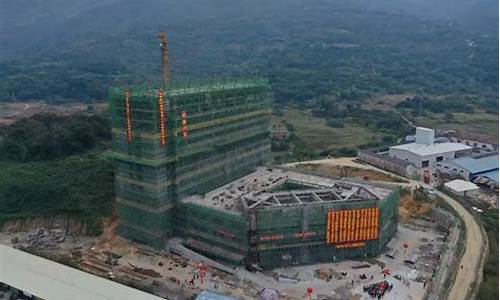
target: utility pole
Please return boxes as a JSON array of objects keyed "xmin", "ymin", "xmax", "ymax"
[{"xmin": 417, "ymin": 97, "xmax": 422, "ymax": 118}]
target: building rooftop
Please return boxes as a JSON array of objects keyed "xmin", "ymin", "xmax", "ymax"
[
  {"xmin": 110, "ymin": 79, "xmax": 266, "ymax": 98},
  {"xmin": 182, "ymin": 167, "xmax": 393, "ymax": 213},
  {"xmin": 390, "ymin": 142, "xmax": 471, "ymax": 157},
  {"xmin": 451, "ymin": 154, "xmax": 499, "ymax": 175},
  {"xmin": 444, "ymin": 179, "xmax": 479, "ymax": 193},
  {"xmin": 405, "ymin": 135, "xmax": 449, "ymax": 143},
  {"xmin": 475, "ymin": 170, "xmax": 499, "ymax": 183},
  {"xmin": 450, "ymin": 133, "xmax": 499, "ymax": 145},
  {"xmin": 0, "ymin": 244, "xmax": 164, "ymax": 300}
]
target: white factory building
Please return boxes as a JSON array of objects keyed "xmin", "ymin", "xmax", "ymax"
[{"xmin": 389, "ymin": 127, "xmax": 472, "ymax": 169}]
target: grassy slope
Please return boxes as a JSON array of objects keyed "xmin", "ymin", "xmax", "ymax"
[
  {"xmin": 279, "ymin": 100, "xmax": 498, "ymax": 158},
  {"xmin": 282, "ymin": 107, "xmax": 383, "ymax": 152},
  {"xmin": 356, "ymin": 92, "xmax": 499, "ymax": 144},
  {"xmin": 477, "ymin": 209, "xmax": 499, "ymax": 300},
  {"xmin": 413, "ymin": 112, "xmax": 499, "ymax": 143}
]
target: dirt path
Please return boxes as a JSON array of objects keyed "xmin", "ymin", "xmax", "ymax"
[
  {"xmin": 287, "ymin": 157, "xmax": 382, "ymax": 170},
  {"xmin": 286, "ymin": 157, "xmax": 410, "ymax": 180},
  {"xmin": 394, "ymin": 110, "xmax": 415, "ymax": 128},
  {"xmin": 287, "ymin": 157, "xmax": 485, "ymax": 300}
]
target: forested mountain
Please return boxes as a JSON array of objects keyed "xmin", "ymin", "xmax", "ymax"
[{"xmin": 0, "ymin": 0, "xmax": 497, "ymax": 108}]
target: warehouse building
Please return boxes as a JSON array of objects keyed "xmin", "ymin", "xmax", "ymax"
[
  {"xmin": 435, "ymin": 154, "xmax": 499, "ymax": 181},
  {"xmin": 448, "ymin": 136, "xmax": 498, "ymax": 153},
  {"xmin": 389, "ymin": 127, "xmax": 472, "ymax": 169}
]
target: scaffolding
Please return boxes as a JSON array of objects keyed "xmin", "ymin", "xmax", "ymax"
[
  {"xmin": 174, "ymin": 202, "xmax": 248, "ymax": 265},
  {"xmin": 109, "ymin": 77, "xmax": 400, "ymax": 269},
  {"xmin": 109, "ymin": 78, "xmax": 272, "ymax": 248},
  {"xmin": 247, "ymin": 189, "xmax": 400, "ymax": 269},
  {"xmin": 171, "ymin": 177, "xmax": 399, "ymax": 269}
]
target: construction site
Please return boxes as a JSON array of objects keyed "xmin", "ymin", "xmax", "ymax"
[
  {"xmin": 107, "ymin": 32, "xmax": 401, "ymax": 271},
  {"xmin": 0, "ymin": 33, "xmax": 471, "ymax": 300},
  {"xmin": 0, "ymin": 188, "xmax": 454, "ymax": 300}
]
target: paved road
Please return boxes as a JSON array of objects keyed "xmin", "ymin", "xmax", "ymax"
[
  {"xmin": 433, "ymin": 189, "xmax": 484, "ymax": 300},
  {"xmin": 288, "ymin": 157, "xmax": 485, "ymax": 300}
]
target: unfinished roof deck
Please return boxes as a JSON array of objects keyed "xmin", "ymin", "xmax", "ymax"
[
  {"xmin": 111, "ymin": 79, "xmax": 266, "ymax": 98},
  {"xmin": 181, "ymin": 167, "xmax": 393, "ymax": 213}
]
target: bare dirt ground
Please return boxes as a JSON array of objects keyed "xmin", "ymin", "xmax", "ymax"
[
  {"xmin": 1, "ymin": 220, "xmax": 445, "ymax": 300},
  {"xmin": 360, "ymin": 94, "xmax": 413, "ymax": 112},
  {"xmin": 287, "ymin": 157, "xmax": 408, "ymax": 182},
  {"xmin": 289, "ymin": 162, "xmax": 404, "ymax": 183},
  {"xmin": 248, "ymin": 224, "xmax": 445, "ymax": 300},
  {"xmin": 287, "ymin": 157, "xmax": 379, "ymax": 171},
  {"xmin": 287, "ymin": 157, "xmax": 382, "ymax": 170},
  {"xmin": 399, "ymin": 194, "xmax": 433, "ymax": 221},
  {"xmin": 0, "ymin": 218, "xmax": 253, "ymax": 299},
  {"xmin": 0, "ymin": 101, "xmax": 108, "ymax": 126}
]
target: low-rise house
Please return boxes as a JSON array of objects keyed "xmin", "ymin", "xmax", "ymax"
[
  {"xmin": 448, "ymin": 136, "xmax": 498, "ymax": 153},
  {"xmin": 444, "ymin": 179, "xmax": 480, "ymax": 197}
]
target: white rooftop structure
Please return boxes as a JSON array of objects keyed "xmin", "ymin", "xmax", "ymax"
[
  {"xmin": 390, "ymin": 142, "xmax": 471, "ymax": 157},
  {"xmin": 415, "ymin": 127, "xmax": 435, "ymax": 145},
  {"xmin": 444, "ymin": 179, "xmax": 479, "ymax": 193},
  {"xmin": 389, "ymin": 127, "xmax": 472, "ymax": 169},
  {"xmin": 0, "ymin": 244, "xmax": 164, "ymax": 300}
]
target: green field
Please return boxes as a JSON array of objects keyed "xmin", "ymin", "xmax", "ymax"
[
  {"xmin": 412, "ymin": 112, "xmax": 499, "ymax": 143},
  {"xmin": 275, "ymin": 104, "xmax": 498, "ymax": 161},
  {"xmin": 282, "ymin": 107, "xmax": 383, "ymax": 152}
]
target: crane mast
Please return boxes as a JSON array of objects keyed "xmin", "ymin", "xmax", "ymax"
[{"xmin": 158, "ymin": 32, "xmax": 170, "ymax": 87}]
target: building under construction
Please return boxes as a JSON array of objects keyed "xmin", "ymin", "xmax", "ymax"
[{"xmin": 109, "ymin": 34, "xmax": 399, "ymax": 270}]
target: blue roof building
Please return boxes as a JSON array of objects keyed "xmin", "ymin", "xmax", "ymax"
[
  {"xmin": 453, "ymin": 154, "xmax": 498, "ymax": 175},
  {"xmin": 435, "ymin": 154, "xmax": 499, "ymax": 183},
  {"xmin": 478, "ymin": 170, "xmax": 499, "ymax": 182}
]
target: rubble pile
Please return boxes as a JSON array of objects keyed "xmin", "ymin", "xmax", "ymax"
[{"xmin": 14, "ymin": 228, "xmax": 65, "ymax": 249}]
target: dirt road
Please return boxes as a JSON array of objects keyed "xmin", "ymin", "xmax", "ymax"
[
  {"xmin": 288, "ymin": 157, "xmax": 485, "ymax": 300},
  {"xmin": 287, "ymin": 157, "xmax": 396, "ymax": 174}
]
